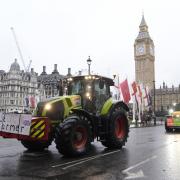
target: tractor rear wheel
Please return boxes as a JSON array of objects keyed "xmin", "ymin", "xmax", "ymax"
[
  {"xmin": 55, "ymin": 115, "xmax": 91, "ymax": 157},
  {"xmin": 101, "ymin": 111, "xmax": 129, "ymax": 149}
]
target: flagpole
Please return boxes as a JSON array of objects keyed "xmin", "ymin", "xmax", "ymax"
[
  {"xmin": 118, "ymin": 74, "xmax": 120, "ymax": 100},
  {"xmin": 141, "ymin": 91, "xmax": 144, "ymax": 123},
  {"xmin": 132, "ymin": 95, "xmax": 136, "ymax": 123},
  {"xmin": 138, "ymin": 101, "xmax": 141, "ymax": 123}
]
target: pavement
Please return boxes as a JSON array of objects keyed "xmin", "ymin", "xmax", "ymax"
[{"xmin": 130, "ymin": 120, "xmax": 164, "ymax": 128}]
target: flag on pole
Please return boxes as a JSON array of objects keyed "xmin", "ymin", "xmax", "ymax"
[
  {"xmin": 137, "ymin": 84, "xmax": 142, "ymax": 104},
  {"xmin": 143, "ymin": 86, "xmax": 149, "ymax": 107},
  {"xmin": 120, "ymin": 79, "xmax": 131, "ymax": 104},
  {"xmin": 146, "ymin": 87, "xmax": 152, "ymax": 106},
  {"xmin": 29, "ymin": 96, "xmax": 35, "ymax": 108},
  {"xmin": 131, "ymin": 81, "xmax": 139, "ymax": 112},
  {"xmin": 131, "ymin": 81, "xmax": 137, "ymax": 96}
]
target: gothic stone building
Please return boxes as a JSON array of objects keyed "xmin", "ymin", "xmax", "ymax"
[
  {"xmin": 37, "ymin": 65, "xmax": 70, "ymax": 98},
  {"xmin": 155, "ymin": 82, "xmax": 180, "ymax": 113},
  {"xmin": 0, "ymin": 59, "xmax": 38, "ymax": 113}
]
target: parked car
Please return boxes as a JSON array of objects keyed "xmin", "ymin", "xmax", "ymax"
[{"xmin": 165, "ymin": 111, "xmax": 180, "ymax": 132}]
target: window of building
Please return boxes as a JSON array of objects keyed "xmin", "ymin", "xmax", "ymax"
[{"xmin": 10, "ymin": 100, "xmax": 14, "ymax": 105}]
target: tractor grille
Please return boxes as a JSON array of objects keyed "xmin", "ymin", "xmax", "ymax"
[
  {"xmin": 36, "ymin": 101, "xmax": 64, "ymax": 121},
  {"xmin": 46, "ymin": 101, "xmax": 64, "ymax": 120}
]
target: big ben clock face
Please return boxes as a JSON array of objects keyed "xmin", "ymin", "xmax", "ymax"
[{"xmin": 136, "ymin": 44, "xmax": 145, "ymax": 55}]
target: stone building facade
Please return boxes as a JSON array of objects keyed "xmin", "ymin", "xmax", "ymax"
[
  {"xmin": 37, "ymin": 65, "xmax": 69, "ymax": 98},
  {"xmin": 155, "ymin": 82, "xmax": 180, "ymax": 113},
  {"xmin": 0, "ymin": 59, "xmax": 38, "ymax": 113},
  {"xmin": 0, "ymin": 59, "xmax": 72, "ymax": 113}
]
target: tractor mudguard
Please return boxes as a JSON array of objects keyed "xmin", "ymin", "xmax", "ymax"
[
  {"xmin": 100, "ymin": 98, "xmax": 113, "ymax": 115},
  {"xmin": 71, "ymin": 108, "xmax": 95, "ymax": 127},
  {"xmin": 109, "ymin": 101, "xmax": 129, "ymax": 117},
  {"xmin": 114, "ymin": 101, "xmax": 129, "ymax": 111},
  {"xmin": 100, "ymin": 99, "xmax": 129, "ymax": 116},
  {"xmin": 71, "ymin": 108, "xmax": 93, "ymax": 119}
]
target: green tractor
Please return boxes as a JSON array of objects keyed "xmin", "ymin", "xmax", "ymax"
[{"xmin": 20, "ymin": 75, "xmax": 129, "ymax": 156}]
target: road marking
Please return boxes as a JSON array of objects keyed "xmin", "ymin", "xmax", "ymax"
[
  {"xmin": 122, "ymin": 155, "xmax": 157, "ymax": 179},
  {"xmin": 51, "ymin": 156, "xmax": 96, "ymax": 168},
  {"xmin": 123, "ymin": 170, "xmax": 144, "ymax": 180},
  {"xmin": 52, "ymin": 149, "xmax": 121, "ymax": 169}
]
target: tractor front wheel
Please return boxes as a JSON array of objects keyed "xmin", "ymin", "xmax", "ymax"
[
  {"xmin": 21, "ymin": 139, "xmax": 53, "ymax": 151},
  {"xmin": 55, "ymin": 115, "xmax": 91, "ymax": 157},
  {"xmin": 101, "ymin": 111, "xmax": 129, "ymax": 149}
]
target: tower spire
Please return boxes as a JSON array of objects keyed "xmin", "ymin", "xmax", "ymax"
[
  {"xmin": 136, "ymin": 13, "xmax": 151, "ymax": 40},
  {"xmin": 139, "ymin": 14, "xmax": 148, "ymax": 30}
]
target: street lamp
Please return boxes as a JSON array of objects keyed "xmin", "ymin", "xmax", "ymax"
[{"xmin": 87, "ymin": 56, "xmax": 92, "ymax": 75}]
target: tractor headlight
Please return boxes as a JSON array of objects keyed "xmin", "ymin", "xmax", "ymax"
[{"xmin": 45, "ymin": 104, "xmax": 52, "ymax": 111}]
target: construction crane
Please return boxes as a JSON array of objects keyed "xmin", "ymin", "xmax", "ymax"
[
  {"xmin": 10, "ymin": 27, "xmax": 32, "ymax": 72},
  {"xmin": 26, "ymin": 59, "xmax": 32, "ymax": 72}
]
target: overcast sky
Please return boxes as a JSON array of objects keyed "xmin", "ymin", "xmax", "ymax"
[{"xmin": 0, "ymin": 0, "xmax": 180, "ymax": 88}]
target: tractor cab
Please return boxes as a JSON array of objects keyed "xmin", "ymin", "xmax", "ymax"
[{"xmin": 66, "ymin": 75, "xmax": 114, "ymax": 114}]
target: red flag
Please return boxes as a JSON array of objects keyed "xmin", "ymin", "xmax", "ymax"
[
  {"xmin": 120, "ymin": 79, "xmax": 131, "ymax": 104},
  {"xmin": 131, "ymin": 81, "xmax": 137, "ymax": 96},
  {"xmin": 29, "ymin": 96, "xmax": 35, "ymax": 108},
  {"xmin": 137, "ymin": 84, "xmax": 143, "ymax": 104},
  {"xmin": 137, "ymin": 85, "xmax": 142, "ymax": 98}
]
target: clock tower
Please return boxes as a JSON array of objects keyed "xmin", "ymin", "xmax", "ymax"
[{"xmin": 134, "ymin": 15, "xmax": 155, "ymax": 90}]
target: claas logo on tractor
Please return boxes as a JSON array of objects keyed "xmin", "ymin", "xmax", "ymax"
[{"xmin": 0, "ymin": 74, "xmax": 130, "ymax": 157}]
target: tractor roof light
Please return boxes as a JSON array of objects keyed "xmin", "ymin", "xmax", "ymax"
[
  {"xmin": 85, "ymin": 76, "xmax": 93, "ymax": 80},
  {"xmin": 67, "ymin": 78, "xmax": 73, "ymax": 81}
]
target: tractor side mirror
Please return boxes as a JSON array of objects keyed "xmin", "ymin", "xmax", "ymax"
[{"xmin": 99, "ymin": 80, "xmax": 104, "ymax": 89}]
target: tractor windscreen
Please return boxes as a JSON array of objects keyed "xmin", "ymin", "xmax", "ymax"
[
  {"xmin": 68, "ymin": 79, "xmax": 93, "ymax": 100},
  {"xmin": 66, "ymin": 75, "xmax": 114, "ymax": 113},
  {"xmin": 69, "ymin": 80, "xmax": 85, "ymax": 96}
]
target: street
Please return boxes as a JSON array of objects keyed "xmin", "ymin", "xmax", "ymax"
[{"xmin": 0, "ymin": 125, "xmax": 180, "ymax": 180}]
